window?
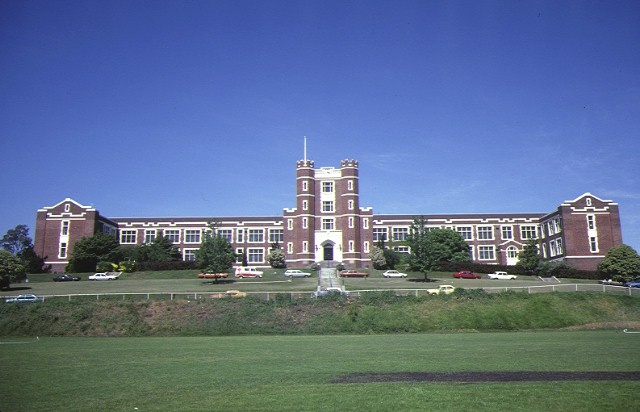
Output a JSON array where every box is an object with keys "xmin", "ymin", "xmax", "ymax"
[
  {"xmin": 217, "ymin": 229, "xmax": 233, "ymax": 243},
  {"xmin": 248, "ymin": 248, "xmax": 264, "ymax": 263},
  {"xmin": 556, "ymin": 238, "xmax": 563, "ymax": 255},
  {"xmin": 185, "ymin": 230, "xmax": 201, "ymax": 243},
  {"xmin": 348, "ymin": 217, "xmax": 354, "ymax": 228},
  {"xmin": 237, "ymin": 230, "xmax": 244, "ymax": 243},
  {"xmin": 61, "ymin": 221, "xmax": 70, "ymax": 236},
  {"xmin": 144, "ymin": 230, "xmax": 157, "ymax": 244},
  {"xmin": 457, "ymin": 226, "xmax": 472, "ymax": 240},
  {"xmin": 183, "ymin": 249, "xmax": 197, "ymax": 261},
  {"xmin": 164, "ymin": 229, "xmax": 180, "ymax": 243},
  {"xmin": 287, "ymin": 219, "xmax": 293, "ymax": 230},
  {"xmin": 248, "ymin": 229, "xmax": 264, "ymax": 243},
  {"xmin": 302, "ymin": 200, "xmax": 308, "ymax": 210},
  {"xmin": 322, "ymin": 218, "xmax": 334, "ymax": 230},
  {"xmin": 302, "ymin": 241, "xmax": 308, "ymax": 252},
  {"xmin": 269, "ymin": 229, "xmax": 284, "ymax": 243},
  {"xmin": 586, "ymin": 197, "xmax": 592, "ymax": 206},
  {"xmin": 506, "ymin": 246, "xmax": 518, "ymax": 259},
  {"xmin": 478, "ymin": 245, "xmax": 495, "ymax": 260},
  {"xmin": 363, "ymin": 218, "xmax": 369, "ymax": 229},
  {"xmin": 521, "ymin": 225, "xmax": 538, "ymax": 239},
  {"xmin": 59, "ymin": 242, "xmax": 67, "ymax": 258},
  {"xmin": 235, "ymin": 248, "xmax": 244, "ymax": 263},
  {"xmin": 373, "ymin": 228, "xmax": 387, "ymax": 242},
  {"xmin": 348, "ymin": 180, "xmax": 354, "ymax": 190},
  {"xmin": 501, "ymin": 226, "xmax": 513, "ymax": 240},
  {"xmin": 322, "ymin": 201, "xmax": 334, "ymax": 212},
  {"xmin": 587, "ymin": 215, "xmax": 596, "ymax": 230},
  {"xmin": 590, "ymin": 237, "xmax": 598, "ymax": 253},
  {"xmin": 322, "ymin": 181, "xmax": 334, "ymax": 193},
  {"xmin": 348, "ymin": 200, "xmax": 354, "ymax": 210},
  {"xmin": 393, "ymin": 227, "xmax": 408, "ymax": 241},
  {"xmin": 64, "ymin": 204, "xmax": 71, "ymax": 212},
  {"xmin": 302, "ymin": 217, "xmax": 308, "ymax": 229},
  {"xmin": 302, "ymin": 181, "xmax": 308, "ymax": 191},
  {"xmin": 363, "ymin": 241, "xmax": 369, "ymax": 253},
  {"xmin": 348, "ymin": 241, "xmax": 354, "ymax": 252},
  {"xmin": 477, "ymin": 226, "xmax": 493, "ymax": 240},
  {"xmin": 120, "ymin": 230, "xmax": 137, "ymax": 244},
  {"xmin": 393, "ymin": 246, "xmax": 410, "ymax": 254},
  {"xmin": 287, "ymin": 242, "xmax": 293, "ymax": 254}
]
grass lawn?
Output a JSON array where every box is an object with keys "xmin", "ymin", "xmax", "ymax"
[{"xmin": 1, "ymin": 331, "xmax": 639, "ymax": 411}]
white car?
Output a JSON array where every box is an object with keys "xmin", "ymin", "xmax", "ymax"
[
  {"xmin": 234, "ymin": 267, "xmax": 263, "ymax": 278},
  {"xmin": 88, "ymin": 272, "xmax": 119, "ymax": 281},
  {"xmin": 5, "ymin": 294, "xmax": 43, "ymax": 303},
  {"xmin": 284, "ymin": 269, "xmax": 311, "ymax": 278},
  {"xmin": 382, "ymin": 270, "xmax": 408, "ymax": 278},
  {"xmin": 487, "ymin": 271, "xmax": 517, "ymax": 280}
]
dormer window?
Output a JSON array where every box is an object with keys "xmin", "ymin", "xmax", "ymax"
[
  {"xmin": 586, "ymin": 197, "xmax": 592, "ymax": 206},
  {"xmin": 64, "ymin": 204, "xmax": 70, "ymax": 212}
]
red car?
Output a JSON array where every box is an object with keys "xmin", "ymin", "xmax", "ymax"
[
  {"xmin": 453, "ymin": 271, "xmax": 481, "ymax": 279},
  {"xmin": 339, "ymin": 270, "xmax": 369, "ymax": 278}
]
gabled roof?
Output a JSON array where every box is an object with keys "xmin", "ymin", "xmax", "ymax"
[
  {"xmin": 560, "ymin": 192, "xmax": 617, "ymax": 206},
  {"xmin": 37, "ymin": 198, "xmax": 96, "ymax": 212}
]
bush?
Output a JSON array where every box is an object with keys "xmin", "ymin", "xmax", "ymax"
[
  {"xmin": 96, "ymin": 261, "xmax": 117, "ymax": 272},
  {"xmin": 135, "ymin": 261, "xmax": 198, "ymax": 271}
]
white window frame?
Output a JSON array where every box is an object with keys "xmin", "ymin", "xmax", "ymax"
[
  {"xmin": 501, "ymin": 226, "xmax": 513, "ymax": 240},
  {"xmin": 478, "ymin": 245, "xmax": 495, "ymax": 260},
  {"xmin": 521, "ymin": 225, "xmax": 538, "ymax": 240},
  {"xmin": 348, "ymin": 240, "xmax": 354, "ymax": 252},
  {"xmin": 184, "ymin": 229, "xmax": 201, "ymax": 244},
  {"xmin": 363, "ymin": 241, "xmax": 370, "ymax": 253},
  {"xmin": 457, "ymin": 226, "xmax": 472, "ymax": 240},
  {"xmin": 348, "ymin": 180, "xmax": 354, "ymax": 190},
  {"xmin": 61, "ymin": 220, "xmax": 70, "ymax": 236},
  {"xmin": 363, "ymin": 218, "xmax": 369, "ymax": 229},
  {"xmin": 373, "ymin": 228, "xmax": 387, "ymax": 242},
  {"xmin": 247, "ymin": 248, "xmax": 264, "ymax": 263},
  {"xmin": 248, "ymin": 229, "xmax": 264, "ymax": 243},
  {"xmin": 393, "ymin": 227, "xmax": 408, "ymax": 241},
  {"xmin": 587, "ymin": 215, "xmax": 596, "ymax": 230},
  {"xmin": 120, "ymin": 230, "xmax": 137, "ymax": 244},
  {"xmin": 477, "ymin": 226, "xmax": 493, "ymax": 240},
  {"xmin": 590, "ymin": 236, "xmax": 598, "ymax": 253},
  {"xmin": 322, "ymin": 201, "xmax": 334, "ymax": 213},
  {"xmin": 59, "ymin": 242, "xmax": 67, "ymax": 258},
  {"xmin": 322, "ymin": 218, "xmax": 334, "ymax": 230},
  {"xmin": 302, "ymin": 241, "xmax": 308, "ymax": 253},
  {"xmin": 302, "ymin": 181, "xmax": 308, "ymax": 192},
  {"xmin": 144, "ymin": 229, "xmax": 157, "ymax": 244},
  {"xmin": 287, "ymin": 242, "xmax": 293, "ymax": 254},
  {"xmin": 287, "ymin": 219, "xmax": 293, "ymax": 230},
  {"xmin": 506, "ymin": 246, "xmax": 518, "ymax": 259},
  {"xmin": 217, "ymin": 229, "xmax": 233, "ymax": 243},
  {"xmin": 302, "ymin": 200, "xmax": 308, "ymax": 210},
  {"xmin": 348, "ymin": 217, "xmax": 354, "ymax": 228},
  {"xmin": 164, "ymin": 229, "xmax": 180, "ymax": 243},
  {"xmin": 322, "ymin": 181, "xmax": 334, "ymax": 193},
  {"xmin": 348, "ymin": 200, "xmax": 354, "ymax": 210},
  {"xmin": 183, "ymin": 249, "xmax": 197, "ymax": 261}
]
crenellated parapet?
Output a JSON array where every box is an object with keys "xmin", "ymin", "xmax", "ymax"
[
  {"xmin": 297, "ymin": 160, "xmax": 315, "ymax": 168},
  {"xmin": 340, "ymin": 159, "xmax": 358, "ymax": 168}
]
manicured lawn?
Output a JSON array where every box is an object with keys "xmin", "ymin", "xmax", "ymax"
[{"xmin": 1, "ymin": 331, "xmax": 638, "ymax": 411}]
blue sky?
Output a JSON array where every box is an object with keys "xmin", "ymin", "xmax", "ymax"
[{"xmin": 1, "ymin": 1, "xmax": 639, "ymax": 252}]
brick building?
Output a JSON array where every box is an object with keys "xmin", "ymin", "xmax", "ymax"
[{"xmin": 34, "ymin": 158, "xmax": 622, "ymax": 273}]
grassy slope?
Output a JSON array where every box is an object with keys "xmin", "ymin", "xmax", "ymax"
[
  {"xmin": 1, "ymin": 291, "xmax": 639, "ymax": 336},
  {"xmin": 1, "ymin": 332, "xmax": 639, "ymax": 411}
]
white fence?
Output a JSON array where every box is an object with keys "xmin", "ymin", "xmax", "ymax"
[{"xmin": 24, "ymin": 284, "xmax": 640, "ymax": 302}]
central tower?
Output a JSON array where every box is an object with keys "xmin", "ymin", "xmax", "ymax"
[{"xmin": 283, "ymin": 158, "xmax": 373, "ymax": 268}]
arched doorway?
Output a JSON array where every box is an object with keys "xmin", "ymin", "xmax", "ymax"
[{"xmin": 323, "ymin": 243, "xmax": 334, "ymax": 261}]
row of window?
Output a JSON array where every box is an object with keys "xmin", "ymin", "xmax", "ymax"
[
  {"xmin": 287, "ymin": 217, "xmax": 369, "ymax": 231},
  {"xmin": 372, "ymin": 225, "xmax": 540, "ymax": 242},
  {"xmin": 301, "ymin": 180, "xmax": 355, "ymax": 193},
  {"xmin": 119, "ymin": 228, "xmax": 285, "ymax": 245},
  {"xmin": 299, "ymin": 199, "xmax": 358, "ymax": 212}
]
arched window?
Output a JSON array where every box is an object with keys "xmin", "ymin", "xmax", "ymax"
[{"xmin": 506, "ymin": 246, "xmax": 518, "ymax": 259}]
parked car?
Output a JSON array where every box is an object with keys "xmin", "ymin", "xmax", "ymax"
[
  {"xmin": 5, "ymin": 294, "xmax": 43, "ymax": 303},
  {"xmin": 382, "ymin": 270, "xmax": 408, "ymax": 278},
  {"xmin": 426, "ymin": 285, "xmax": 456, "ymax": 295},
  {"xmin": 234, "ymin": 267, "xmax": 263, "ymax": 278},
  {"xmin": 339, "ymin": 270, "xmax": 368, "ymax": 278},
  {"xmin": 623, "ymin": 278, "xmax": 640, "ymax": 288},
  {"xmin": 197, "ymin": 272, "xmax": 229, "ymax": 279},
  {"xmin": 211, "ymin": 290, "xmax": 247, "ymax": 299},
  {"xmin": 487, "ymin": 271, "xmax": 517, "ymax": 280},
  {"xmin": 284, "ymin": 269, "xmax": 311, "ymax": 278},
  {"xmin": 453, "ymin": 271, "xmax": 481, "ymax": 279},
  {"xmin": 88, "ymin": 272, "xmax": 119, "ymax": 281},
  {"xmin": 312, "ymin": 287, "xmax": 350, "ymax": 298},
  {"xmin": 53, "ymin": 274, "xmax": 81, "ymax": 282}
]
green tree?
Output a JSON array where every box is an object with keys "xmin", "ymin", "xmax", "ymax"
[
  {"xmin": 0, "ymin": 250, "xmax": 27, "ymax": 289},
  {"xmin": 67, "ymin": 233, "xmax": 120, "ymax": 273},
  {"xmin": 138, "ymin": 235, "xmax": 181, "ymax": 262},
  {"xmin": 597, "ymin": 244, "xmax": 640, "ymax": 282},
  {"xmin": 515, "ymin": 238, "xmax": 542, "ymax": 275},
  {"xmin": 369, "ymin": 245, "xmax": 386, "ymax": 269},
  {"xmin": 406, "ymin": 217, "xmax": 470, "ymax": 281},
  {"xmin": 195, "ymin": 223, "xmax": 236, "ymax": 274},
  {"xmin": 267, "ymin": 242, "xmax": 286, "ymax": 268},
  {"xmin": 1, "ymin": 224, "xmax": 32, "ymax": 255}
]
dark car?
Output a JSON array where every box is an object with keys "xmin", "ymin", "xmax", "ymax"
[
  {"xmin": 53, "ymin": 274, "xmax": 81, "ymax": 282},
  {"xmin": 623, "ymin": 279, "xmax": 640, "ymax": 288},
  {"xmin": 453, "ymin": 271, "xmax": 481, "ymax": 279}
]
